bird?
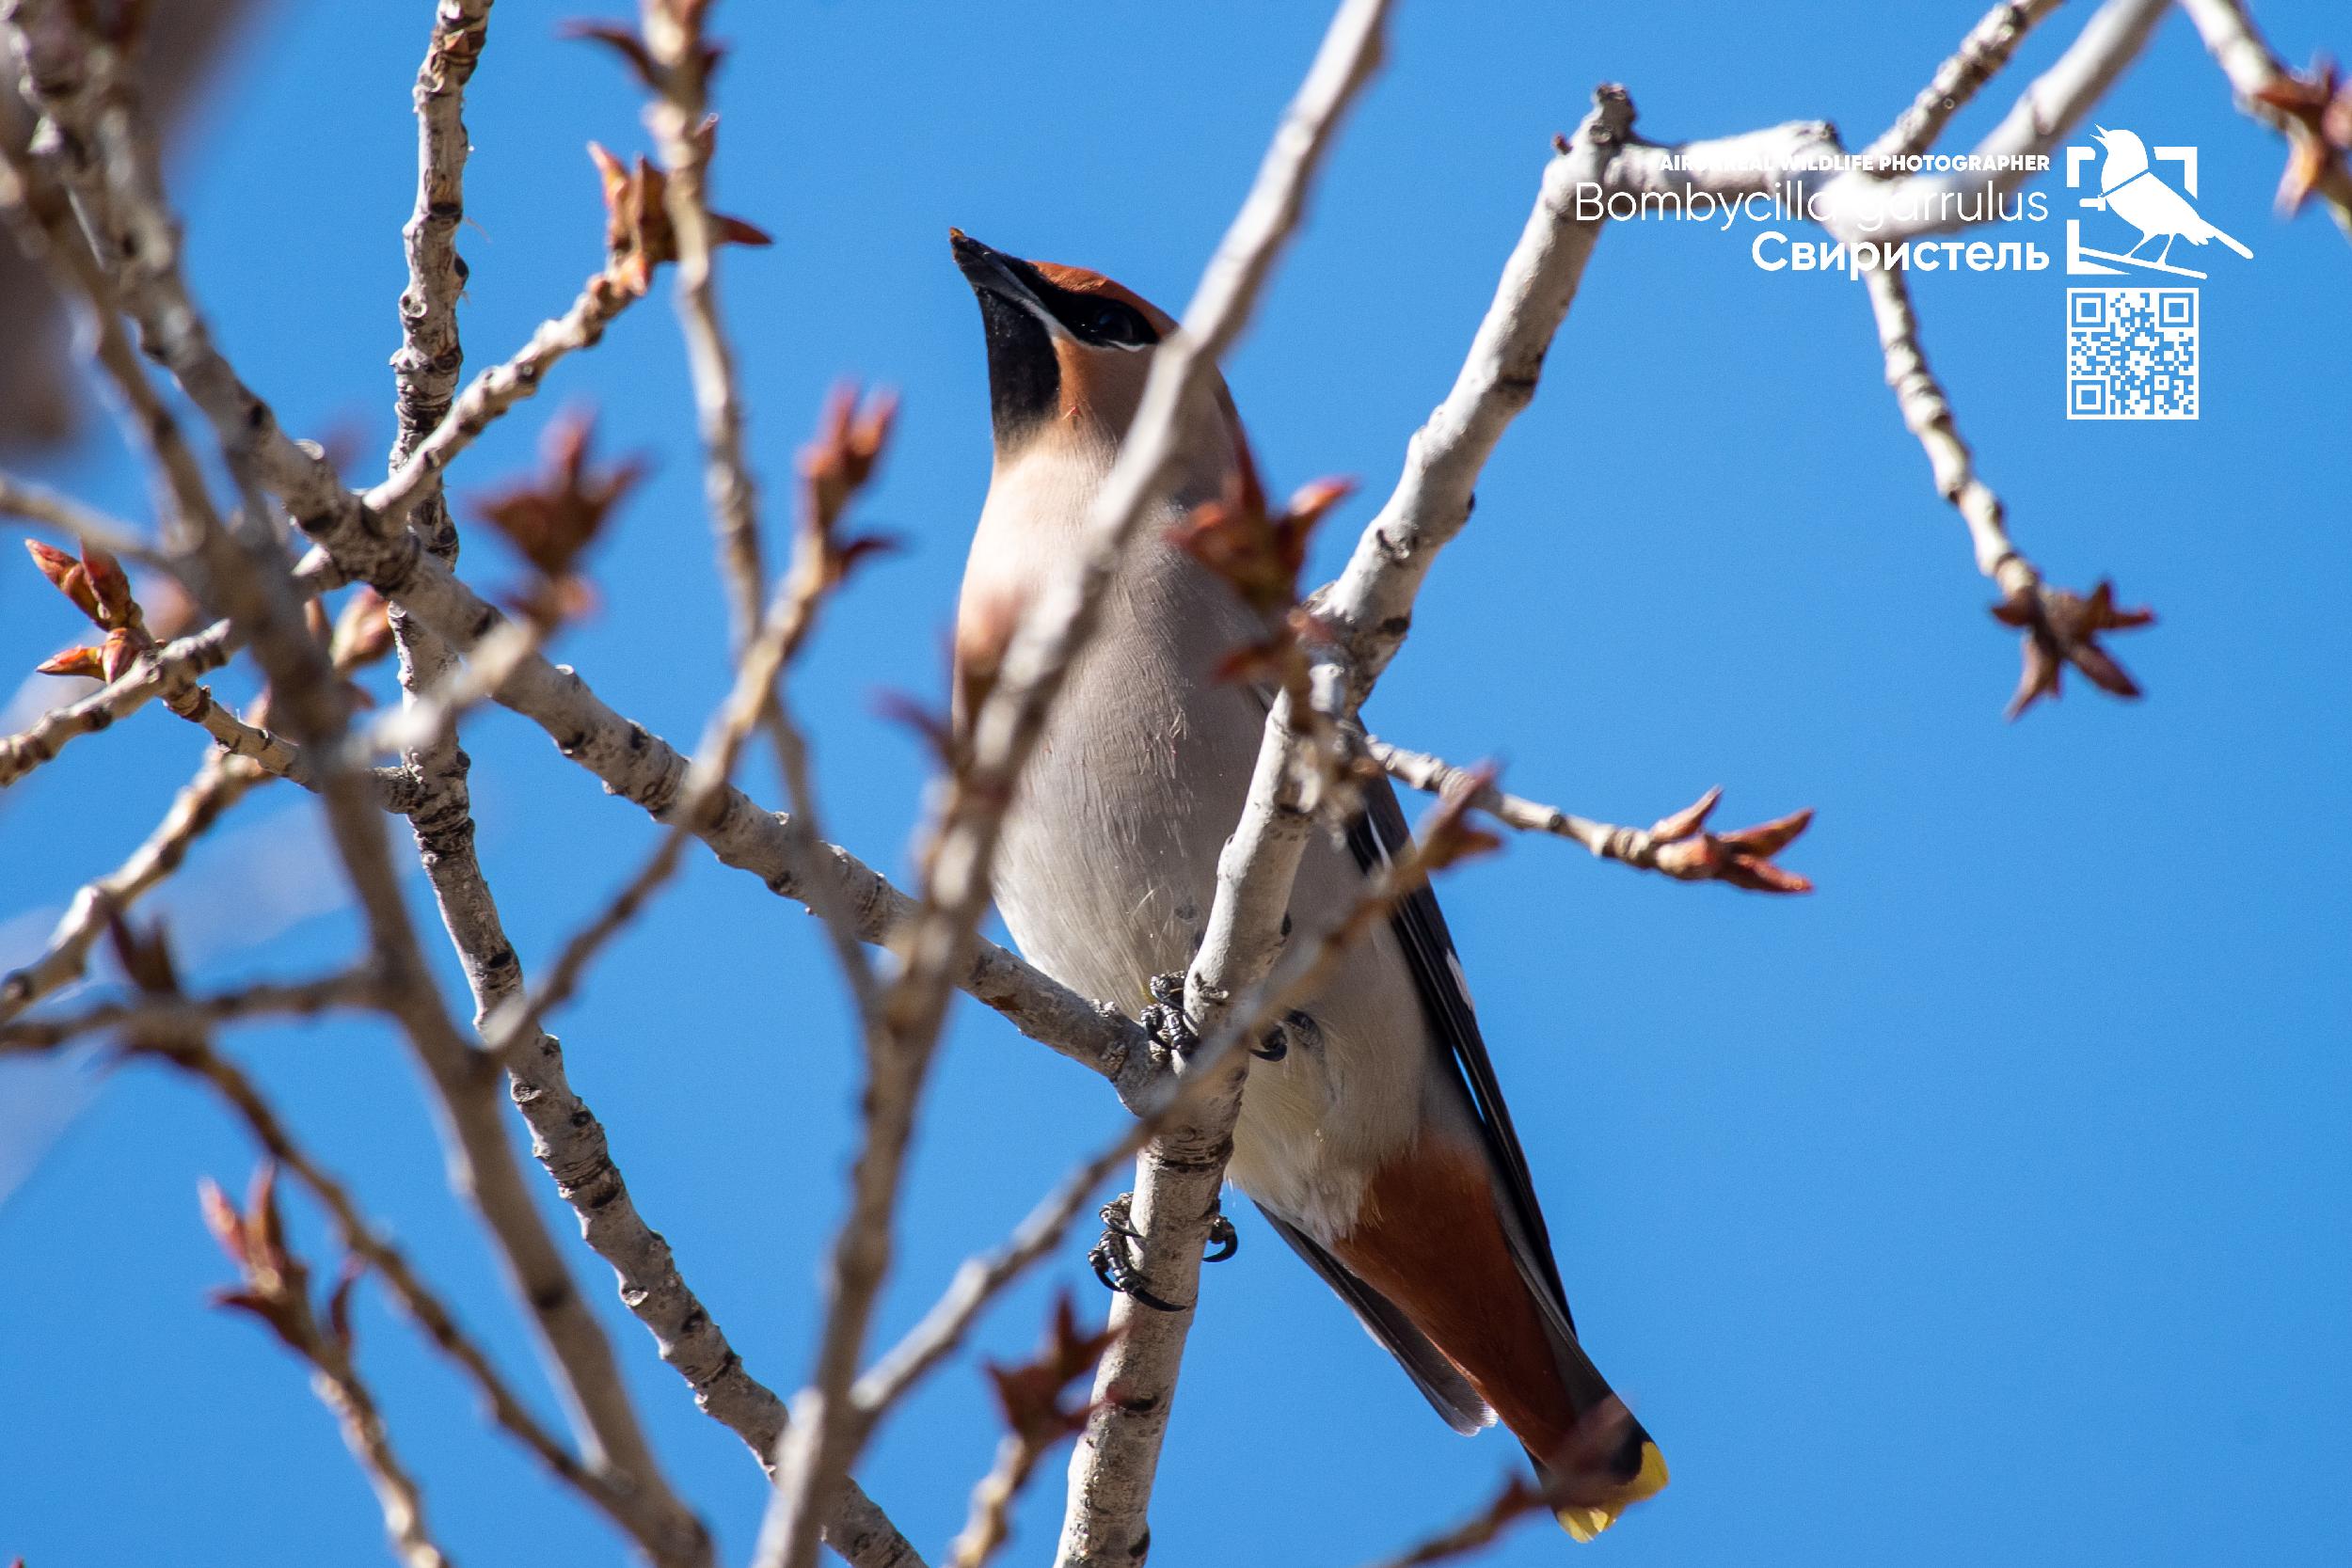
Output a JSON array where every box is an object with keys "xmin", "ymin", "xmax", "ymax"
[
  {"xmin": 2083, "ymin": 126, "xmax": 2253, "ymax": 267},
  {"xmin": 947, "ymin": 229, "xmax": 1668, "ymax": 1541}
]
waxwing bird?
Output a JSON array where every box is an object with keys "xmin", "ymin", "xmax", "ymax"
[
  {"xmin": 947, "ymin": 230, "xmax": 1668, "ymax": 1540},
  {"xmin": 2084, "ymin": 126, "xmax": 2254, "ymax": 267}
]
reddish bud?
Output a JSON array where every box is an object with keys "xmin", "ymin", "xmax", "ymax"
[{"xmin": 35, "ymin": 645, "xmax": 105, "ymax": 680}]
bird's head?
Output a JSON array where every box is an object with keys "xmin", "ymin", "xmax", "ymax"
[{"xmin": 950, "ymin": 230, "xmax": 1184, "ymax": 457}]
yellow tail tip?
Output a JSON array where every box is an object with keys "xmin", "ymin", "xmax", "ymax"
[{"xmin": 1553, "ymin": 1441, "xmax": 1670, "ymax": 1542}]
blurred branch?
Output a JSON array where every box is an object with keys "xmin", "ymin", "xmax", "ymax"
[
  {"xmin": 1341, "ymin": 1399, "xmax": 1638, "ymax": 1568},
  {"xmin": 197, "ymin": 1164, "xmax": 457, "ymax": 1568},
  {"xmin": 2180, "ymin": 0, "xmax": 2352, "ymax": 235},
  {"xmin": 1860, "ymin": 0, "xmax": 2066, "ymax": 166},
  {"xmin": 634, "ymin": 0, "xmax": 772, "ymax": 653},
  {"xmin": 0, "ymin": 471, "xmax": 160, "ymax": 563},
  {"xmin": 1, "ymin": 967, "xmax": 376, "ymax": 1053},
  {"xmin": 946, "ymin": 1297, "xmax": 1117, "ymax": 1568},
  {"xmin": 0, "ymin": 748, "xmax": 264, "ymax": 1019}
]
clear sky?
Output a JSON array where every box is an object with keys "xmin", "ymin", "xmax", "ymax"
[{"xmin": 3, "ymin": 2, "xmax": 2347, "ymax": 1564}]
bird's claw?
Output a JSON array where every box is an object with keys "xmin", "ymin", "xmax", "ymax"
[
  {"xmin": 1087, "ymin": 1193, "xmax": 1238, "ymax": 1313},
  {"xmin": 1202, "ymin": 1204, "xmax": 1239, "ymax": 1264},
  {"xmin": 1139, "ymin": 972, "xmax": 1199, "ymax": 1062}
]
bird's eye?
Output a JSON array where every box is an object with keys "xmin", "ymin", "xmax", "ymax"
[{"xmin": 1089, "ymin": 304, "xmax": 1146, "ymax": 345}]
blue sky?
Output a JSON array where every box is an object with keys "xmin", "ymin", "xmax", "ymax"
[{"xmin": 3, "ymin": 2, "xmax": 2347, "ymax": 1563}]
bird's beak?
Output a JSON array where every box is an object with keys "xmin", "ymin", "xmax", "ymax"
[
  {"xmin": 949, "ymin": 230, "xmax": 1069, "ymax": 338},
  {"xmin": 2092, "ymin": 126, "xmax": 2111, "ymax": 146}
]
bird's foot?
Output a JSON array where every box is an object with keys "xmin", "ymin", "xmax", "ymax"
[
  {"xmin": 1140, "ymin": 972, "xmax": 1199, "ymax": 1063},
  {"xmin": 1202, "ymin": 1200, "xmax": 1239, "ymax": 1264},
  {"xmin": 1088, "ymin": 1193, "xmax": 1239, "ymax": 1313}
]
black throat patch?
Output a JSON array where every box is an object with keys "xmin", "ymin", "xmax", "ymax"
[{"xmin": 976, "ymin": 288, "xmax": 1058, "ymax": 447}]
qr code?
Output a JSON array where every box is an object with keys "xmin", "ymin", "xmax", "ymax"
[{"xmin": 2066, "ymin": 288, "xmax": 2197, "ymax": 420}]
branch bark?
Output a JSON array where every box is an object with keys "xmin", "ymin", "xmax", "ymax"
[
  {"xmin": 1370, "ymin": 740, "xmax": 1813, "ymax": 892},
  {"xmin": 2180, "ymin": 0, "xmax": 2352, "ymax": 238}
]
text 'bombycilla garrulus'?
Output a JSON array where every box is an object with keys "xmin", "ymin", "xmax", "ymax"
[{"xmin": 948, "ymin": 230, "xmax": 1668, "ymax": 1540}]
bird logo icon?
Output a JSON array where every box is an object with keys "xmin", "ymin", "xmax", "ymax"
[{"xmin": 2071, "ymin": 126, "xmax": 2252, "ymax": 277}]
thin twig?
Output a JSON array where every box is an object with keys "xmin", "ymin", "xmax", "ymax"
[
  {"xmin": 0, "ymin": 749, "xmax": 264, "ymax": 1018},
  {"xmin": 1862, "ymin": 261, "xmax": 2152, "ymax": 719},
  {"xmin": 2, "ymin": 970, "xmax": 378, "ymax": 1053},
  {"xmin": 1369, "ymin": 738, "xmax": 1813, "ymax": 892},
  {"xmin": 0, "ymin": 560, "xmax": 344, "ymax": 789},
  {"xmin": 636, "ymin": 0, "xmax": 768, "ymax": 653},
  {"xmin": 135, "ymin": 1022, "xmax": 635, "ymax": 1532},
  {"xmin": 0, "ymin": 472, "xmax": 163, "ymax": 564},
  {"xmin": 199, "ymin": 1162, "xmax": 458, "ymax": 1568}
]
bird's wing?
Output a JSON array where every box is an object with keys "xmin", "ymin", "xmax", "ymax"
[
  {"xmin": 1253, "ymin": 1201, "xmax": 1494, "ymax": 1433},
  {"xmin": 1344, "ymin": 774, "xmax": 1576, "ymax": 1323}
]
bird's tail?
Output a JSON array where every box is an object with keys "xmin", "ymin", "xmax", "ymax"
[
  {"xmin": 1525, "ymin": 1341, "xmax": 1671, "ymax": 1541},
  {"xmin": 2211, "ymin": 226, "xmax": 2253, "ymax": 259}
]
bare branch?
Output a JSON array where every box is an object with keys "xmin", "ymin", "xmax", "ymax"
[
  {"xmin": 0, "ymin": 749, "xmax": 263, "ymax": 1018},
  {"xmin": 1371, "ymin": 739, "xmax": 1814, "ymax": 892},
  {"xmin": 634, "ymin": 0, "xmax": 769, "ymax": 651},
  {"xmin": 1861, "ymin": 261, "xmax": 2152, "ymax": 718},
  {"xmin": 370, "ymin": 264, "xmax": 648, "ymax": 531},
  {"xmin": 1808, "ymin": 0, "xmax": 2171, "ymax": 242},
  {"xmin": 1861, "ymin": 0, "xmax": 2067, "ymax": 166},
  {"xmin": 0, "ymin": 471, "xmax": 161, "ymax": 564},
  {"xmin": 197, "ymin": 1164, "xmax": 457, "ymax": 1568},
  {"xmin": 1, "ymin": 969, "xmax": 377, "ymax": 1053},
  {"xmin": 3, "ymin": 15, "xmax": 710, "ymax": 1560},
  {"xmin": 2180, "ymin": 0, "xmax": 2352, "ymax": 235}
]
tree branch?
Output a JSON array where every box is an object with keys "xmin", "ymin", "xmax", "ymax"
[
  {"xmin": 2180, "ymin": 0, "xmax": 2352, "ymax": 237},
  {"xmin": 634, "ymin": 0, "xmax": 768, "ymax": 652},
  {"xmin": 1859, "ymin": 0, "xmax": 2067, "ymax": 167},
  {"xmin": 5, "ymin": 13, "xmax": 711, "ymax": 1561},
  {"xmin": 1370, "ymin": 739, "xmax": 1813, "ymax": 892},
  {"xmin": 1808, "ymin": 0, "xmax": 2172, "ymax": 241},
  {"xmin": 199, "ymin": 1160, "xmax": 459, "ymax": 1568},
  {"xmin": 1861, "ymin": 261, "xmax": 2151, "ymax": 719}
]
